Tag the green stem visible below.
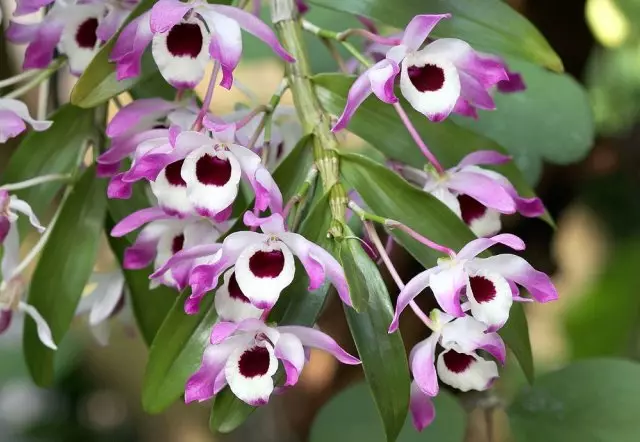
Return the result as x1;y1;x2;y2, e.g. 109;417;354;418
271;0;347;236
3;58;65;100
301;20;373;68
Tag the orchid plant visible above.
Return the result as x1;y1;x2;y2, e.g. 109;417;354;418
0;0;599;440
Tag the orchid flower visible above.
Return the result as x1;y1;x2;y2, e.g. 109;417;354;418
75;270;126;346
0;98;52;143
333;14;512;130
111;0;294;89
390;234;558;332
111;207;226;290
185;318;359;405
214;269;265;322
8;0;137;75
0;202;54;349
153;211;351;314
398;151;544;237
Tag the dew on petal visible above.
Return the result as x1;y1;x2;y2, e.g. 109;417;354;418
166;23;203;58
76;18;99;48
408;64;445;92
228;273;251;303
248;250;285;278
458;194;488;225
165;160;187;187
171;234;185;254
442;350;475;373
469;276;496;303
195;154;232;186
238;346;271;378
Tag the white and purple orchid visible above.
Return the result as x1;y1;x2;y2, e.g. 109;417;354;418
0;98;52;143
153;211;351;314
8;0;138;75
185;318;359;406
333;14;513;130
111;207;226;290
390;234;557;332
111;0;294;89
398;151;544;237
406;311;504;430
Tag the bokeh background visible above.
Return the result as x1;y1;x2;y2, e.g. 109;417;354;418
1;0;639;441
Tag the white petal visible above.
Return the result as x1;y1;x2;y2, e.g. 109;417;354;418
224;340;278;406
181;147;242;217
1;223;20;279
90;320;112;346
467;207;501;238
150;160;194;216
151;17;211;88
465;270;512;330
400;49;461;121
9;197;45;232
214;269;263;322
88;272;125;326
154;221;188;287
57;5;104;75
18;302;57;350
183;219;224;248
428;186;461;218
436;350;498;392
234;240;295;309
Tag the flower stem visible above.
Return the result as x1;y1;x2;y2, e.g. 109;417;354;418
193;62;220;131
272;0;348;236
393;102;444;174
247;79;288;151
0;69;39;89
3;58;65;100
0;174;72;192
386;220;456;257
283;165;318;218
363;221;434;329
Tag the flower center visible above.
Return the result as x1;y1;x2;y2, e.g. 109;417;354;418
238;346;271;378
442;350;475;373
76;18;99;49
408;64;445;92
469;276;496;303
195;154;232;186
165;160;186;187
171;234;185;254
228;272;251;303
166;22;203;58
458;195;487;224
248;249;285;278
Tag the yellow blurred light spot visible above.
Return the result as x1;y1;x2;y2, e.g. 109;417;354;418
586;0;630;48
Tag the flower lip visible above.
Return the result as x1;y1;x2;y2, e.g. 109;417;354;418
468;275;496;303
228;272;250;303
195;154;233;186
457;194;487;224
248;250;285;278
171;234;185;254
165;160;187;186
408;63;445;92
442;349;475;373
238;345;271;378
76;17;99;48
166;22;204;58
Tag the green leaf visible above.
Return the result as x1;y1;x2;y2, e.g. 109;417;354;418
313;73;542;211
499;303;534;384
564;240;640;360
509;359;640;442
209;194;334;433
1;104;94;234
453;59;594;183
23;165;107;386
70;0;157;108
307;0;562;71
311;382;466;442
340;227;410;442
142;292;218;413
340;153;533;379
272;134;315;203
337;236;371;312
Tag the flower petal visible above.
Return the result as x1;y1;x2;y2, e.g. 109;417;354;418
6;21;40;44
465;271;512;331
234;240;295;309
23;20;64;70
0;310;13;334
227;145;281;213
436;350;498;392
410;381;436;432
456;150;511;169
57;6;104;75
19;301;57;350
111;207;172;237
401;14;450;51
9;197;45;232
214;269;264;321
150;0;192;33
0;98;52;134
277;325;360;364
447;171;516;214
150;160;194;217
111;13;154;80
457;233;525;260
468;254;558;303
224;340;278;406
389;268;433;333
410;333;439;396
274;332;305;386
123;220;167;269
14;0;55;16
106;99;177;138
198;9;242;89
88;272;126;326
440;315;506;364
430;265;466;317
1;224;20;278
